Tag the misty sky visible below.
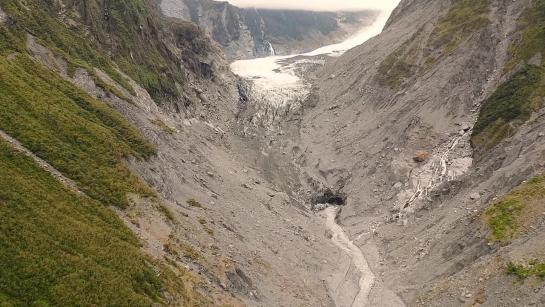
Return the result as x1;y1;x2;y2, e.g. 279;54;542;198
227;0;400;11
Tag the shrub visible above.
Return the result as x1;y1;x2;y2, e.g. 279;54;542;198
472;65;544;153
485;174;545;245
187;199;203;208
507;260;545;280
158;204;175;222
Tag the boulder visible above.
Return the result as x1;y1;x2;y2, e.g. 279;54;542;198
413;151;430;163
470;193;481;200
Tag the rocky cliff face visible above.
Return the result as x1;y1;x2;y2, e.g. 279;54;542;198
161;0;378;60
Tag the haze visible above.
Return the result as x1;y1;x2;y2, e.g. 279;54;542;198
227;0;400;11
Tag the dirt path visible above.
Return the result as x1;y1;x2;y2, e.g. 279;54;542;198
324;206;375;307
0;130;83;194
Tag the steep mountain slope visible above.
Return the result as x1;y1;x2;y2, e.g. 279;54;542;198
0;1;347;306
0;0;232;305
161;0;378;60
294;0;545;305
3;0;545;306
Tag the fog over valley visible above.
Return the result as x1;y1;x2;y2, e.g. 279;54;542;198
227;0;401;11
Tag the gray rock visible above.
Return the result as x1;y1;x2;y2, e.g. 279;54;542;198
470;193;481;200
461;123;471;131
0;7;6;24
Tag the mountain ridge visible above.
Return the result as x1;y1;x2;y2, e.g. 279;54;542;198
161;0;378;59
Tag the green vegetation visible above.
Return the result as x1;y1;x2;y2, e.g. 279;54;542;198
182;244;203;261
474;0;545;153
0;139;162;306
0;0;136;95
0;0;206;101
486;198;523;244
507;260;545;280
472;65;545;152
164;239;202;262
158;204;175;222
152;118;176;135
187;199;203;208
0;1;216;305
376;39;418;89
507;0;545;68
483;2;545;248
485;174;545;245
0;54;156;208
91;72;135;104
377;0;490;89
157;262;209;306
429;0;489;55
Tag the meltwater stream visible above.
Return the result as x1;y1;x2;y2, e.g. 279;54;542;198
324;207;375;307
231;6;399;307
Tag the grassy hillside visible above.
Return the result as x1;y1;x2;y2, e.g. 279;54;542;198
483;174;545;281
0;0;210;101
485;174;545;245
471;65;545;153
0;54;210;306
0;1;219;305
0;139;162;306
376;33;421;89
0;54;155;208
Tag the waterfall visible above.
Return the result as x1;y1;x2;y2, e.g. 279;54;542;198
265;41;276;56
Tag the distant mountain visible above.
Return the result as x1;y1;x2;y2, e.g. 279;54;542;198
161;0;378;60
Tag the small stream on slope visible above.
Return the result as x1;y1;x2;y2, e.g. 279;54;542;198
397;130;474;216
